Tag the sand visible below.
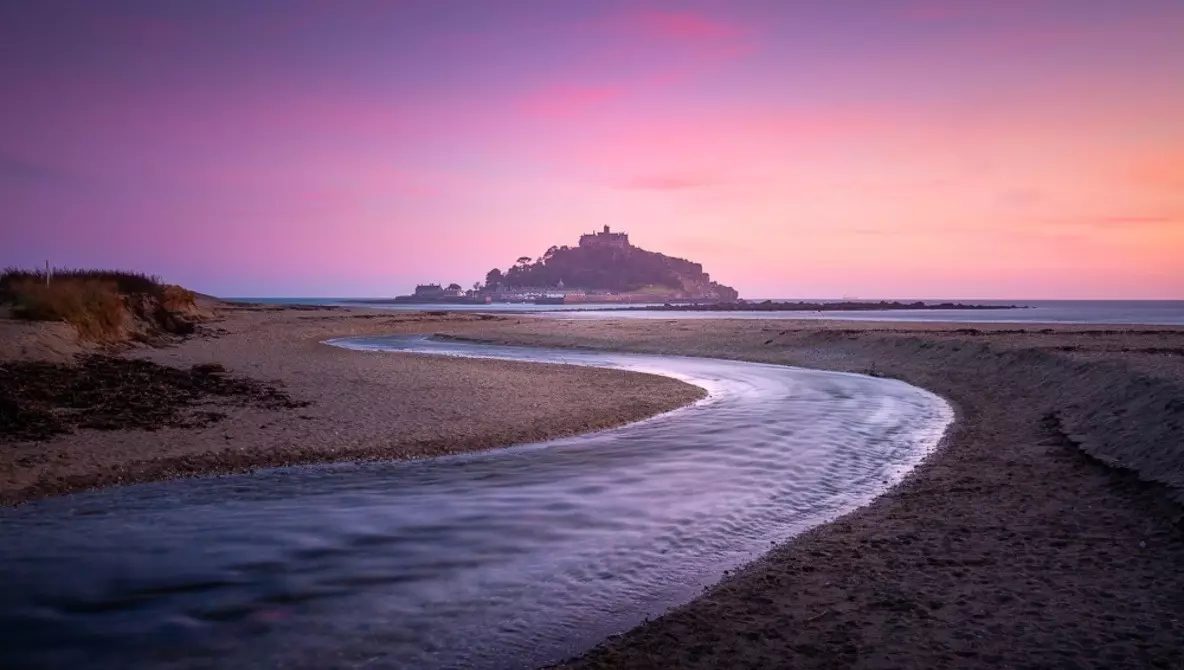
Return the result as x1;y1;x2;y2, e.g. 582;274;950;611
0;304;705;505
0;317;88;364
4;307;1183;667
440;317;1184;669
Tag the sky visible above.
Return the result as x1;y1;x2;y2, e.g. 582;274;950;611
1;0;1182;299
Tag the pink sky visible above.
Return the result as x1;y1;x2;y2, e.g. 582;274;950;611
1;0;1182;298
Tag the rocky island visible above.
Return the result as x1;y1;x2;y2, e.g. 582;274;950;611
484;226;739;304
365;230;1025;312
371;227;741;305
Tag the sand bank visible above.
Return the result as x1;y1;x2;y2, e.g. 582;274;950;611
444;318;1184;669
0;304;704;505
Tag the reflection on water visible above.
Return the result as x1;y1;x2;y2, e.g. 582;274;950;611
0;337;951;669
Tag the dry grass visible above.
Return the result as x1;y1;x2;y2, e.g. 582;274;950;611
0;268;163;296
161;284;197;312
1;268;197;342
5;279;126;340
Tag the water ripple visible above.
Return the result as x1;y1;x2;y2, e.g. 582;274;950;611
0;336;951;669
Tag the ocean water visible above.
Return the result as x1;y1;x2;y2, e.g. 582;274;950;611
230;298;1184;326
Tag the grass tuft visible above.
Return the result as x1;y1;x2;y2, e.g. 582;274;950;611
1;267;199;341
7;279;125;340
1;267;163;296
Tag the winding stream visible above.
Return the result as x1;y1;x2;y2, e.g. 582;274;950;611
0;336;951;669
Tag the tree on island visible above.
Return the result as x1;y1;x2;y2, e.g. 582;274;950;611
485;268;504;288
446;283;462;291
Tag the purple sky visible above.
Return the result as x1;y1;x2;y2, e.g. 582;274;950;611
2;0;1182;298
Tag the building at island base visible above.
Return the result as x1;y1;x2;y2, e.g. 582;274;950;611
414;283;466;298
488;287;714;305
394;282;487;303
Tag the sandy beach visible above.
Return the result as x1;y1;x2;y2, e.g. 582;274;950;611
3;305;1183;668
0;303;705;505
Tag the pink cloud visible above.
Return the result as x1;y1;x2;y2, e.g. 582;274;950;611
618;173;719;191
1128;150;1184;189
1092;216;1179;228
760;110;886;140
626;10;745;41
536;105;890;181
520;85;624;118
587;8;753;66
898;0;977;22
621;9;753;64
1034;214;1181;231
509;9;754;124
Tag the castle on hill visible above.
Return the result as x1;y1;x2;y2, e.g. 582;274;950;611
578;225;629;250
398;224;738;304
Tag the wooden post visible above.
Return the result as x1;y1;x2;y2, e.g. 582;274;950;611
45;260;50;286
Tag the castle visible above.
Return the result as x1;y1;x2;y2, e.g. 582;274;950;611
578;225;630;250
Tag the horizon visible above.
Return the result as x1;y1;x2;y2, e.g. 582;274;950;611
226;296;1184;303
2;1;1182;299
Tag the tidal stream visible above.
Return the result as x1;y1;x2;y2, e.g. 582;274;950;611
0;336;951;669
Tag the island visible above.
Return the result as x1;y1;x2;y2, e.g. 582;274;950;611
371;226;740;305
349;228;1027;312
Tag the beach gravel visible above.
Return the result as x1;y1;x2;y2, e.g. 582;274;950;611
0;305;704;505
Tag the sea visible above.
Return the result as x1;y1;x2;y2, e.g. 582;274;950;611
229;298;1184;326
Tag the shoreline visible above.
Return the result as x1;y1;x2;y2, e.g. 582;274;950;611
0;305;706;506
583;299;1027;312
3;307;1182;666
440;318;1184;668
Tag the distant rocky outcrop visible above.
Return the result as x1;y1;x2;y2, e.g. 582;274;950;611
490;226;739;301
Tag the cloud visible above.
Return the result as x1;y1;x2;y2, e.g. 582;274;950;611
1128;150;1184;190
620;9;753;65
897;1;976;22
997;187;1044;209
1090;215;1178;228
515;9;752;122
1035;214;1181;230
618;173;718;191
626;10;745;42
520;85;624;118
592;8;753;67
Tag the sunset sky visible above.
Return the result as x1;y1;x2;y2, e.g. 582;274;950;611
2;0;1182;299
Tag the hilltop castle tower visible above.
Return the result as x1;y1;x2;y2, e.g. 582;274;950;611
578;225;630;250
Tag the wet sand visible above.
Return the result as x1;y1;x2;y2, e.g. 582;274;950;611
0;304;704;505
445;318;1184;669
